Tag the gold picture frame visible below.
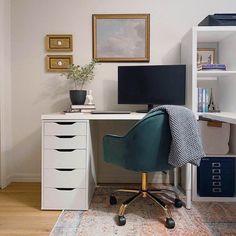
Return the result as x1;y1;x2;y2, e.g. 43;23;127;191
92;14;150;62
197;48;216;65
45;34;73;52
46;55;73;72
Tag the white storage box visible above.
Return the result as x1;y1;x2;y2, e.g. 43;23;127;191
199;120;230;155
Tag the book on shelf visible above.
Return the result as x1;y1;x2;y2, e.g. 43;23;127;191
198;87;210;112
198;88;203;112
198;64;226;71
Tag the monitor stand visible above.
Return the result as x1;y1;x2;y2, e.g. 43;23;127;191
136;104;154;113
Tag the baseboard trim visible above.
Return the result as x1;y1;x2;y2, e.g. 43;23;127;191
5;175;12;187
9;173;40;182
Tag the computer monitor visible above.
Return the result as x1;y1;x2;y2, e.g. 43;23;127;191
118;65;186;112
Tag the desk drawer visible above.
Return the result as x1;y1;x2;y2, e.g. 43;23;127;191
43;188;86;210
44;135;86;149
44;149;86;169
44;169;86;188
44;122;87;135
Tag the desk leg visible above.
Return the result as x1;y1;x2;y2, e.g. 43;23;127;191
185;163;192;209
174;168;178;187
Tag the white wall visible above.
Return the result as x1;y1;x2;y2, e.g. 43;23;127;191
10;0;236;181
0;0;12;187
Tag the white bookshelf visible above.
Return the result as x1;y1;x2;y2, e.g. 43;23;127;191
197;70;236;77
181;26;236;202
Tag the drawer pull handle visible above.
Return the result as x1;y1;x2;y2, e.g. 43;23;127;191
56;122;75;125
55;149;76;152
55;168;75;171
212;175;221;180
212;188;222;193
55;135;75;138
212;169;221;174
212;162;221;168
56;188;75;191
212;181;221;187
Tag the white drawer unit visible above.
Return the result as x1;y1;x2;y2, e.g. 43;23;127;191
44;135;86;149
44;149;86;169
43;188;87;210
42;120;95;210
44;169;86;188
44;122;87;135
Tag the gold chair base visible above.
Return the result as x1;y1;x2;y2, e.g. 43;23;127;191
116;188;173;219
110;172;182;228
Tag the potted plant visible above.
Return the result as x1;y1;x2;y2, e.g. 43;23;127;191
62;59;97;105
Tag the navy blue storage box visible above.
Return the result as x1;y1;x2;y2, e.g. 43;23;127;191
197;157;235;197
198;14;236;26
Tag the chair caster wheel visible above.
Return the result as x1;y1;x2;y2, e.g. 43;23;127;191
165;217;175;229
118;215;126;226
174;198;183;208
110;195;117;205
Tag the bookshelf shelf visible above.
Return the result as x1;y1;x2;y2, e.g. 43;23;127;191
196;26;236;42
197;70;236;77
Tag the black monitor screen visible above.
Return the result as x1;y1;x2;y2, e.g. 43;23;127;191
118;65;186;106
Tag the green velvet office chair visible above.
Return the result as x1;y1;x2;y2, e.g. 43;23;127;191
103;110;182;229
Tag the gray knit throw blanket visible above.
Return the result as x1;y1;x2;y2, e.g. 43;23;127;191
148;105;205;167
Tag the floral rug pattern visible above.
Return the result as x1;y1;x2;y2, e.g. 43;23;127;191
51;186;236;236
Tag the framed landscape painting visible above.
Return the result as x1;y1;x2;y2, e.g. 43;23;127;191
92;14;150;62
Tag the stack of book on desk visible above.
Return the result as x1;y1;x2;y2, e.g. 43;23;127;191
198;64;226;71
69;104;96;113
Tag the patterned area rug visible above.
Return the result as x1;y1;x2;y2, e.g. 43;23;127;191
51;186;236;236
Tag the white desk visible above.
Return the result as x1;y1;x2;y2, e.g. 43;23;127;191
41;112;192;210
200;112;236;125
42;112;146;120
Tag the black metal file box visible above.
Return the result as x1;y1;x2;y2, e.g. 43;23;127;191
197;157;235;197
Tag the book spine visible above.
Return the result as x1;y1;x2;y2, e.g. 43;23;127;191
205;88;209;112
198;88;203;112
202;64;226;70
203;88;206;112
202;63;226;67
71;105;96;109
198;88;200;112
77;108;96;110
80;109;96;112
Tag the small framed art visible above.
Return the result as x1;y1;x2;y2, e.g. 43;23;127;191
46;55;73;72
45;34;73;52
92;14;150;62
197;48;216;65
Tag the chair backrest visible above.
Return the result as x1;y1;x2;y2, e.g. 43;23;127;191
123;110;173;172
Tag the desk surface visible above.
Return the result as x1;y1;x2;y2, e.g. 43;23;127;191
41;112;146;120
42;111;236;123
200;112;236;125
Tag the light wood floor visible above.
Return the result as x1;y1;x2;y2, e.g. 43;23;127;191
0;183;61;236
